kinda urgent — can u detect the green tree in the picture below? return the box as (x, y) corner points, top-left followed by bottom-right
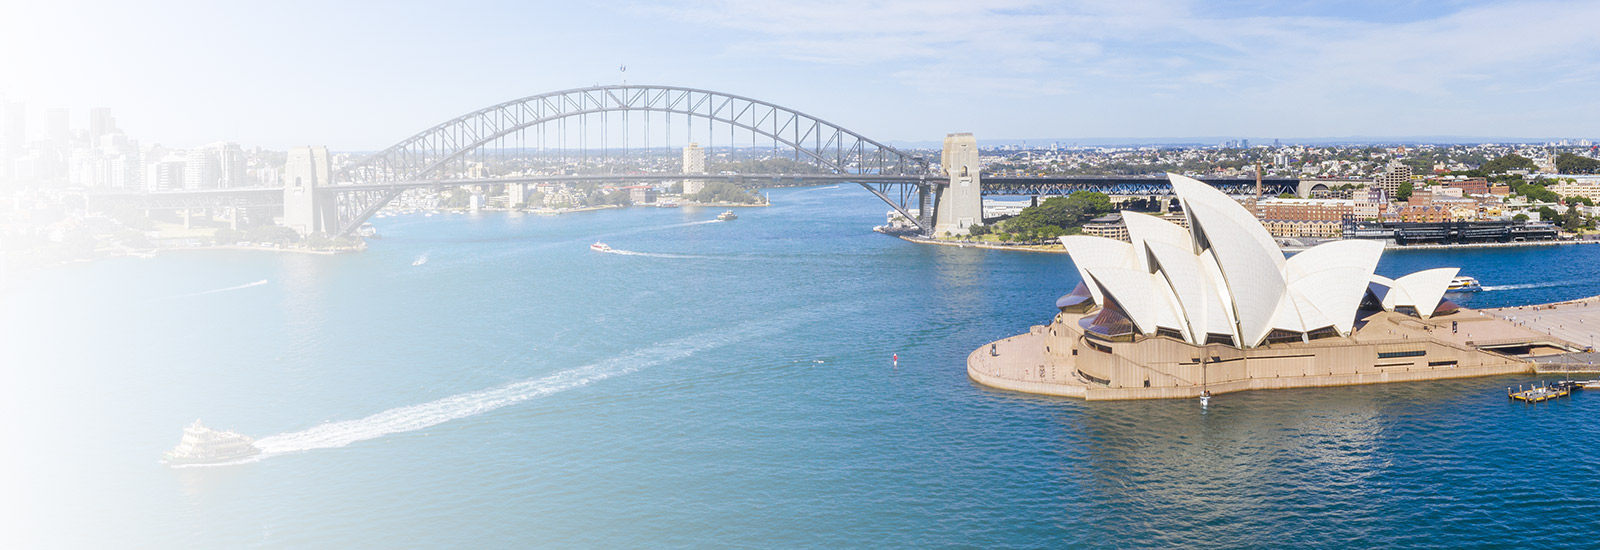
(1512, 213), (1530, 222)
(1481, 154), (1536, 174)
(213, 228), (244, 245)
(688, 181), (761, 204)
(243, 225), (302, 245)
(1396, 180), (1414, 201)
(1515, 183), (1559, 203)
(1555, 153), (1600, 174)
(1537, 206), (1560, 222)
(1566, 195), (1595, 207)
(1008, 191), (1113, 229)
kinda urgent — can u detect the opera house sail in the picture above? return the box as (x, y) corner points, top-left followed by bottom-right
(970, 174), (1574, 400)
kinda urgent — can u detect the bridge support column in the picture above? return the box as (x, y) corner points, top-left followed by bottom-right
(283, 146), (337, 236)
(933, 133), (982, 236)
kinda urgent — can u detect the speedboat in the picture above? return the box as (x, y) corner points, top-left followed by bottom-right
(1447, 276), (1482, 292)
(162, 419), (260, 466)
(716, 210), (737, 221)
(590, 242), (613, 253)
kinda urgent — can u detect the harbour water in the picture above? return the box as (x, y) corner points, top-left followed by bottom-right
(6, 185), (1600, 547)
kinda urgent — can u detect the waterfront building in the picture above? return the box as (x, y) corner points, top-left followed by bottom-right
(1081, 213), (1127, 241)
(1254, 197), (1353, 237)
(624, 185), (658, 204)
(682, 143), (706, 196)
(970, 173), (1567, 401)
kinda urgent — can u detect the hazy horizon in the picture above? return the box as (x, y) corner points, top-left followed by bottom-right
(4, 1), (1600, 149)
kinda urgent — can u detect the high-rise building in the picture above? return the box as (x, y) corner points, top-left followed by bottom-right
(1, 100), (24, 184)
(173, 142), (244, 190)
(145, 154), (186, 192)
(89, 107), (115, 141)
(682, 142), (706, 195)
(45, 108), (68, 146)
(185, 147), (220, 189)
(1375, 163), (1411, 197)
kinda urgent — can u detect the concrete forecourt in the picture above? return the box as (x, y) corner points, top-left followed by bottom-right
(970, 174), (1584, 401)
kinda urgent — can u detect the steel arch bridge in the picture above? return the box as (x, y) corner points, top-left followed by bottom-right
(325, 85), (938, 236)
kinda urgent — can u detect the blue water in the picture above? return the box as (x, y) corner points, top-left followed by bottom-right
(7, 185), (1600, 548)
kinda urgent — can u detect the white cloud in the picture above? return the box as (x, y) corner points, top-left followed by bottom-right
(639, 0), (1600, 116)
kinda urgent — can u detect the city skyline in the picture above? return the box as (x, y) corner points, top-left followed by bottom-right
(3, 0), (1599, 149)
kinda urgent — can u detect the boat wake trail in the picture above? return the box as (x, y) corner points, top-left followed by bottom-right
(605, 248), (711, 259)
(155, 279), (269, 301)
(1482, 280), (1581, 291)
(249, 314), (801, 458)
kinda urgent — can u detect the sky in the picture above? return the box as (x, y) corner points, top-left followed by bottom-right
(2, 0), (1597, 149)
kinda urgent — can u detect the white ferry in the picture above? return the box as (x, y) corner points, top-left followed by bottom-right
(590, 242), (613, 253)
(716, 210), (738, 221)
(162, 420), (260, 466)
(1447, 276), (1482, 292)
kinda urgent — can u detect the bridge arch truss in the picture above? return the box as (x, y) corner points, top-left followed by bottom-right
(329, 85), (936, 235)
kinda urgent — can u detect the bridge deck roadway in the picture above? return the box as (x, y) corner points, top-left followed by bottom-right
(85, 175), (1303, 200)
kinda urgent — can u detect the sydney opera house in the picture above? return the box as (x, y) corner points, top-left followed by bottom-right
(969, 174), (1573, 400)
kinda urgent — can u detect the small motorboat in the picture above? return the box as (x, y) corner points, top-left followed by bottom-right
(1447, 276), (1482, 292)
(590, 242), (613, 253)
(716, 210), (737, 221)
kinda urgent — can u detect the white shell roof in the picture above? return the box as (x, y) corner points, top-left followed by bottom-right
(1284, 240), (1385, 334)
(1060, 235), (1134, 305)
(1086, 266), (1186, 335)
(1183, 199), (1287, 347)
(1390, 267), (1459, 318)
(1122, 211), (1193, 271)
(1055, 174), (1462, 348)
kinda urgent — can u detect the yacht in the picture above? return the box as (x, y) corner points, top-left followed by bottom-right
(162, 420), (260, 466)
(716, 210), (738, 221)
(1447, 276), (1482, 292)
(590, 242), (613, 253)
